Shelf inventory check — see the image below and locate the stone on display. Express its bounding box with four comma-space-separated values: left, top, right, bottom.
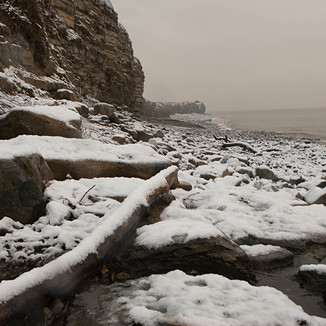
136, 130, 154, 142
121, 237, 255, 283
297, 266, 326, 297
304, 187, 326, 206
0, 107, 82, 139
55, 89, 76, 101
235, 166, 254, 178
255, 166, 279, 182
245, 247, 294, 271
93, 103, 115, 117
72, 103, 89, 118
0, 154, 53, 224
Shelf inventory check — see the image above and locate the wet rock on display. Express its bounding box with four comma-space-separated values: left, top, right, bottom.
297, 265, 326, 296
0, 106, 82, 139
256, 166, 279, 181
0, 154, 53, 224
121, 237, 255, 283
241, 245, 294, 271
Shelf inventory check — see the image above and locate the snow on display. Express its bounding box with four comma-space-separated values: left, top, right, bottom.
305, 187, 326, 204
0, 104, 80, 124
299, 264, 326, 275
0, 166, 177, 304
100, 0, 113, 10
0, 142, 39, 160
1, 135, 171, 163
81, 270, 326, 326
135, 218, 225, 249
240, 244, 283, 256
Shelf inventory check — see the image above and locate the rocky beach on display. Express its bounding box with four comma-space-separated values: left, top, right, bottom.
1, 0, 326, 325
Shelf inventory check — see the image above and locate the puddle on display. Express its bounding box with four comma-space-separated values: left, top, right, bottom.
257, 255, 326, 318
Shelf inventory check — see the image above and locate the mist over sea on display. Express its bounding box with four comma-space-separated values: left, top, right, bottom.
213, 107, 326, 140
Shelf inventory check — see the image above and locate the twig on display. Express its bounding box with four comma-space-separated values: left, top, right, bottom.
221, 142, 258, 154
213, 134, 229, 142
78, 185, 96, 204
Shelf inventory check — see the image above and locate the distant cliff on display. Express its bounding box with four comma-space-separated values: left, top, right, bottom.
145, 100, 206, 117
0, 0, 144, 109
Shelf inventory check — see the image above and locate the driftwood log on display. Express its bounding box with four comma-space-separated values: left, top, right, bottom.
0, 166, 178, 325
221, 142, 258, 154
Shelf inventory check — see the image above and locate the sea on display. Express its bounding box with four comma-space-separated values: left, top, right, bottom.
211, 107, 326, 140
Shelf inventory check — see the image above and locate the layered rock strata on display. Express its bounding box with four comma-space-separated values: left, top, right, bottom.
0, 0, 144, 109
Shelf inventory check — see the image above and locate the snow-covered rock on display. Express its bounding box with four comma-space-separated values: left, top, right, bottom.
67, 270, 326, 326
1, 135, 171, 180
0, 105, 82, 139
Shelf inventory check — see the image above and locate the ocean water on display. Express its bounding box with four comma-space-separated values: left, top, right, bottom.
213, 107, 326, 139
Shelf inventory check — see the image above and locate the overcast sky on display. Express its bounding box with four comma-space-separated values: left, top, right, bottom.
112, 0, 326, 112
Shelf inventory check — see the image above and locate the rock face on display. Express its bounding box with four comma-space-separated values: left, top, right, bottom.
121, 237, 255, 283
146, 100, 206, 117
0, 153, 53, 224
0, 0, 144, 110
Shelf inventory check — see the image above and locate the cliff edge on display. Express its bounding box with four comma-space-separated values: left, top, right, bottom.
0, 0, 144, 109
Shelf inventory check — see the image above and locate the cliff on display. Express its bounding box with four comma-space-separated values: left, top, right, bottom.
0, 0, 144, 110
145, 100, 206, 117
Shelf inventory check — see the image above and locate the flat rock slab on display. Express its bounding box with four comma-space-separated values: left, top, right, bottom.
122, 219, 255, 282
0, 144, 53, 224
241, 244, 294, 270
0, 105, 82, 139
2, 136, 171, 180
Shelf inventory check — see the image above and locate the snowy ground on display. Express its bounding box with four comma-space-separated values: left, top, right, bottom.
1, 104, 326, 323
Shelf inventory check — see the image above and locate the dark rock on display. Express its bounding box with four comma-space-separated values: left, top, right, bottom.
136, 130, 154, 142
121, 237, 255, 283
297, 266, 326, 296
73, 103, 89, 118
55, 89, 76, 101
47, 159, 171, 181
0, 154, 53, 224
246, 247, 294, 271
255, 166, 279, 181
235, 167, 254, 178
93, 103, 115, 117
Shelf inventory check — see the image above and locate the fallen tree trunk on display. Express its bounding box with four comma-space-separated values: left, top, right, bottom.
0, 166, 179, 325
221, 142, 258, 154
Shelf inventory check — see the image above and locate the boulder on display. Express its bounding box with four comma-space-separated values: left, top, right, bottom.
2, 136, 172, 181
93, 103, 115, 117
255, 166, 279, 181
121, 237, 255, 283
55, 89, 76, 101
235, 166, 254, 178
297, 264, 326, 296
0, 106, 82, 139
305, 187, 326, 206
0, 153, 53, 224
241, 245, 294, 271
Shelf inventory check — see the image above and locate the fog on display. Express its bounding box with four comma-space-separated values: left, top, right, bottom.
112, 0, 326, 113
